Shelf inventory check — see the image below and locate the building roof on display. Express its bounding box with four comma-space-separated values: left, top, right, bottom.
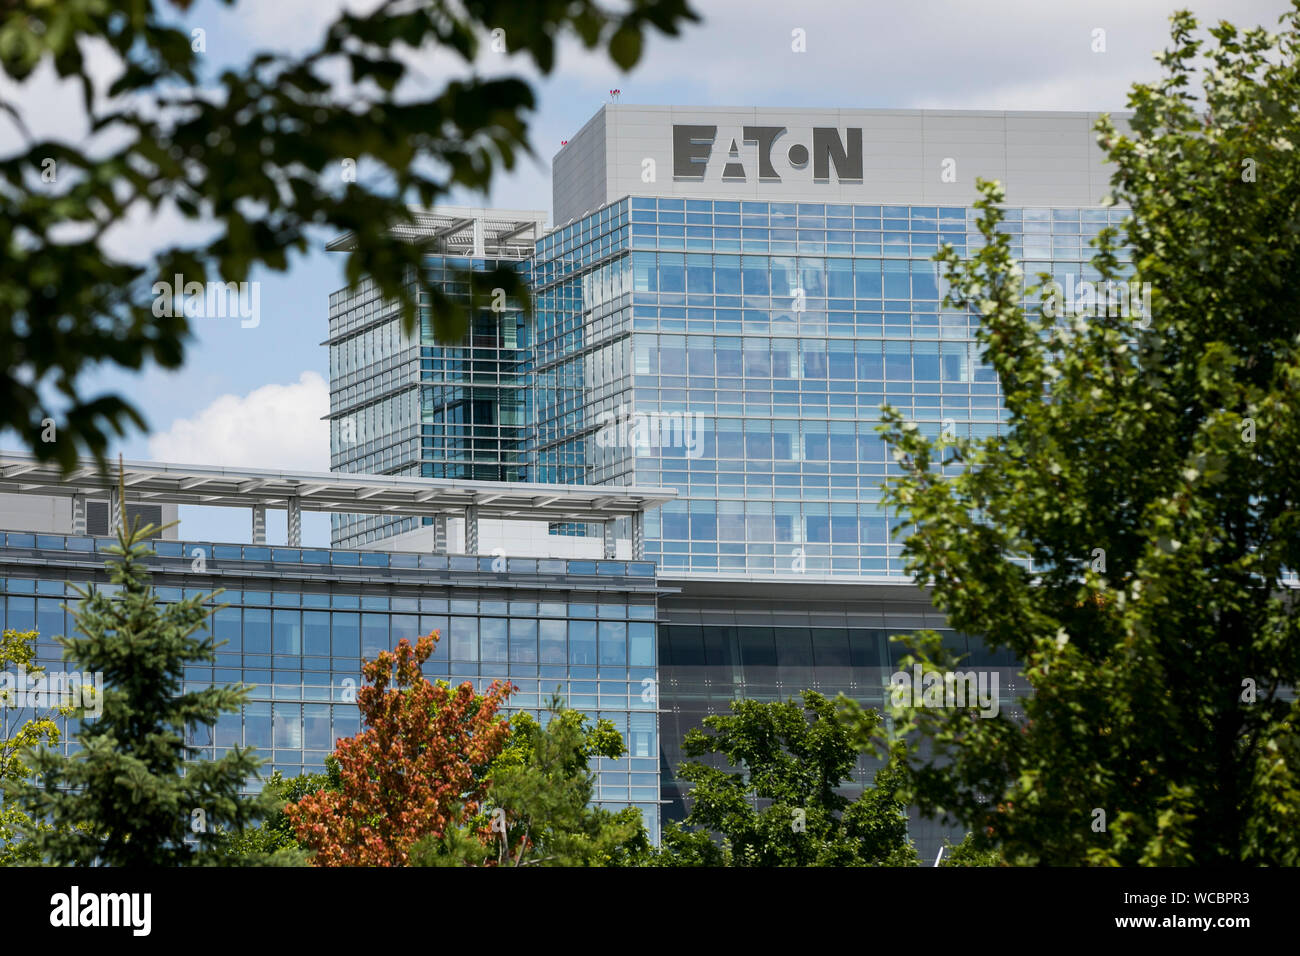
0, 451, 674, 523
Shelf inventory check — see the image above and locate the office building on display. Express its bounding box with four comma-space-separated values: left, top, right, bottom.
0, 105, 1128, 858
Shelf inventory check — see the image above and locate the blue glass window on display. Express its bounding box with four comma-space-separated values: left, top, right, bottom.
629, 622, 654, 666
799, 257, 825, 297
540, 620, 566, 664
941, 341, 968, 382
883, 260, 910, 298
569, 620, 597, 665
828, 341, 855, 378
770, 257, 798, 296
857, 340, 883, 380
743, 339, 771, 377
361, 613, 388, 657
659, 335, 686, 374
827, 259, 853, 298
244, 701, 271, 749
509, 618, 537, 664
804, 421, 828, 460
914, 342, 940, 381
304, 704, 332, 750
688, 338, 714, 377
716, 337, 742, 376
480, 618, 507, 663
391, 613, 419, 644
37, 598, 63, 640
745, 421, 772, 459
450, 616, 478, 661
742, 256, 769, 294
689, 501, 717, 540
213, 607, 241, 652
658, 253, 685, 292
802, 340, 827, 379
599, 621, 627, 666
855, 259, 882, 297
686, 254, 713, 293
332, 612, 360, 659
632, 251, 657, 291
245, 608, 271, 654
303, 611, 330, 656
273, 609, 300, 655
885, 342, 911, 380
912, 261, 940, 299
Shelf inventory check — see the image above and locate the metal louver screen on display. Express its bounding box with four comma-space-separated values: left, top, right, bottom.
86, 502, 164, 538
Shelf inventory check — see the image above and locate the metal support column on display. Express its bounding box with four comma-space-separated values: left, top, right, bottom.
108, 485, 122, 535
71, 494, 86, 535
464, 504, 479, 555
252, 504, 266, 545
286, 497, 301, 547
631, 510, 645, 560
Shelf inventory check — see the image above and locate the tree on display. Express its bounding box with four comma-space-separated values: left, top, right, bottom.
837, 5, 1300, 865
286, 632, 514, 866
411, 699, 651, 867
3, 509, 271, 865
658, 691, 919, 866
939, 832, 1004, 867
211, 764, 339, 866
0, 628, 74, 865
0, 0, 697, 469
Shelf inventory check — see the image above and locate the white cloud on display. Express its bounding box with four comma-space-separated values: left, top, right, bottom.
147, 371, 329, 472
525, 0, 1291, 110
907, 72, 1132, 112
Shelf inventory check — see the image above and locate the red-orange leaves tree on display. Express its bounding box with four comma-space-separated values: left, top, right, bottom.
287, 632, 513, 866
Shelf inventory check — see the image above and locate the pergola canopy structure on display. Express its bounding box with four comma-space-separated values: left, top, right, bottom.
0, 452, 673, 557
325, 206, 548, 259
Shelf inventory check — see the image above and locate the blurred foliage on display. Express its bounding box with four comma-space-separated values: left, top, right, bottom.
0, 0, 697, 469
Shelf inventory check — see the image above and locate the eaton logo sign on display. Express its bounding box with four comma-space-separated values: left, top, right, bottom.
672, 124, 863, 183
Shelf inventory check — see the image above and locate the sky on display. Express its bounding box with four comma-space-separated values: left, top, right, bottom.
0, 0, 1292, 545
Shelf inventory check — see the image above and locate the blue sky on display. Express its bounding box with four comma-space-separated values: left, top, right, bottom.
0, 0, 1290, 545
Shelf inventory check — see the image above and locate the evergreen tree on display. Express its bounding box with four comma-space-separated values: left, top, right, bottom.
4, 497, 271, 865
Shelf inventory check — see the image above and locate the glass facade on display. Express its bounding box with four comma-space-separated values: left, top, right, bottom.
0, 533, 662, 842
327, 257, 530, 548
328, 200, 1133, 575
309, 162, 1127, 854
657, 609, 1027, 855
531, 197, 1133, 575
